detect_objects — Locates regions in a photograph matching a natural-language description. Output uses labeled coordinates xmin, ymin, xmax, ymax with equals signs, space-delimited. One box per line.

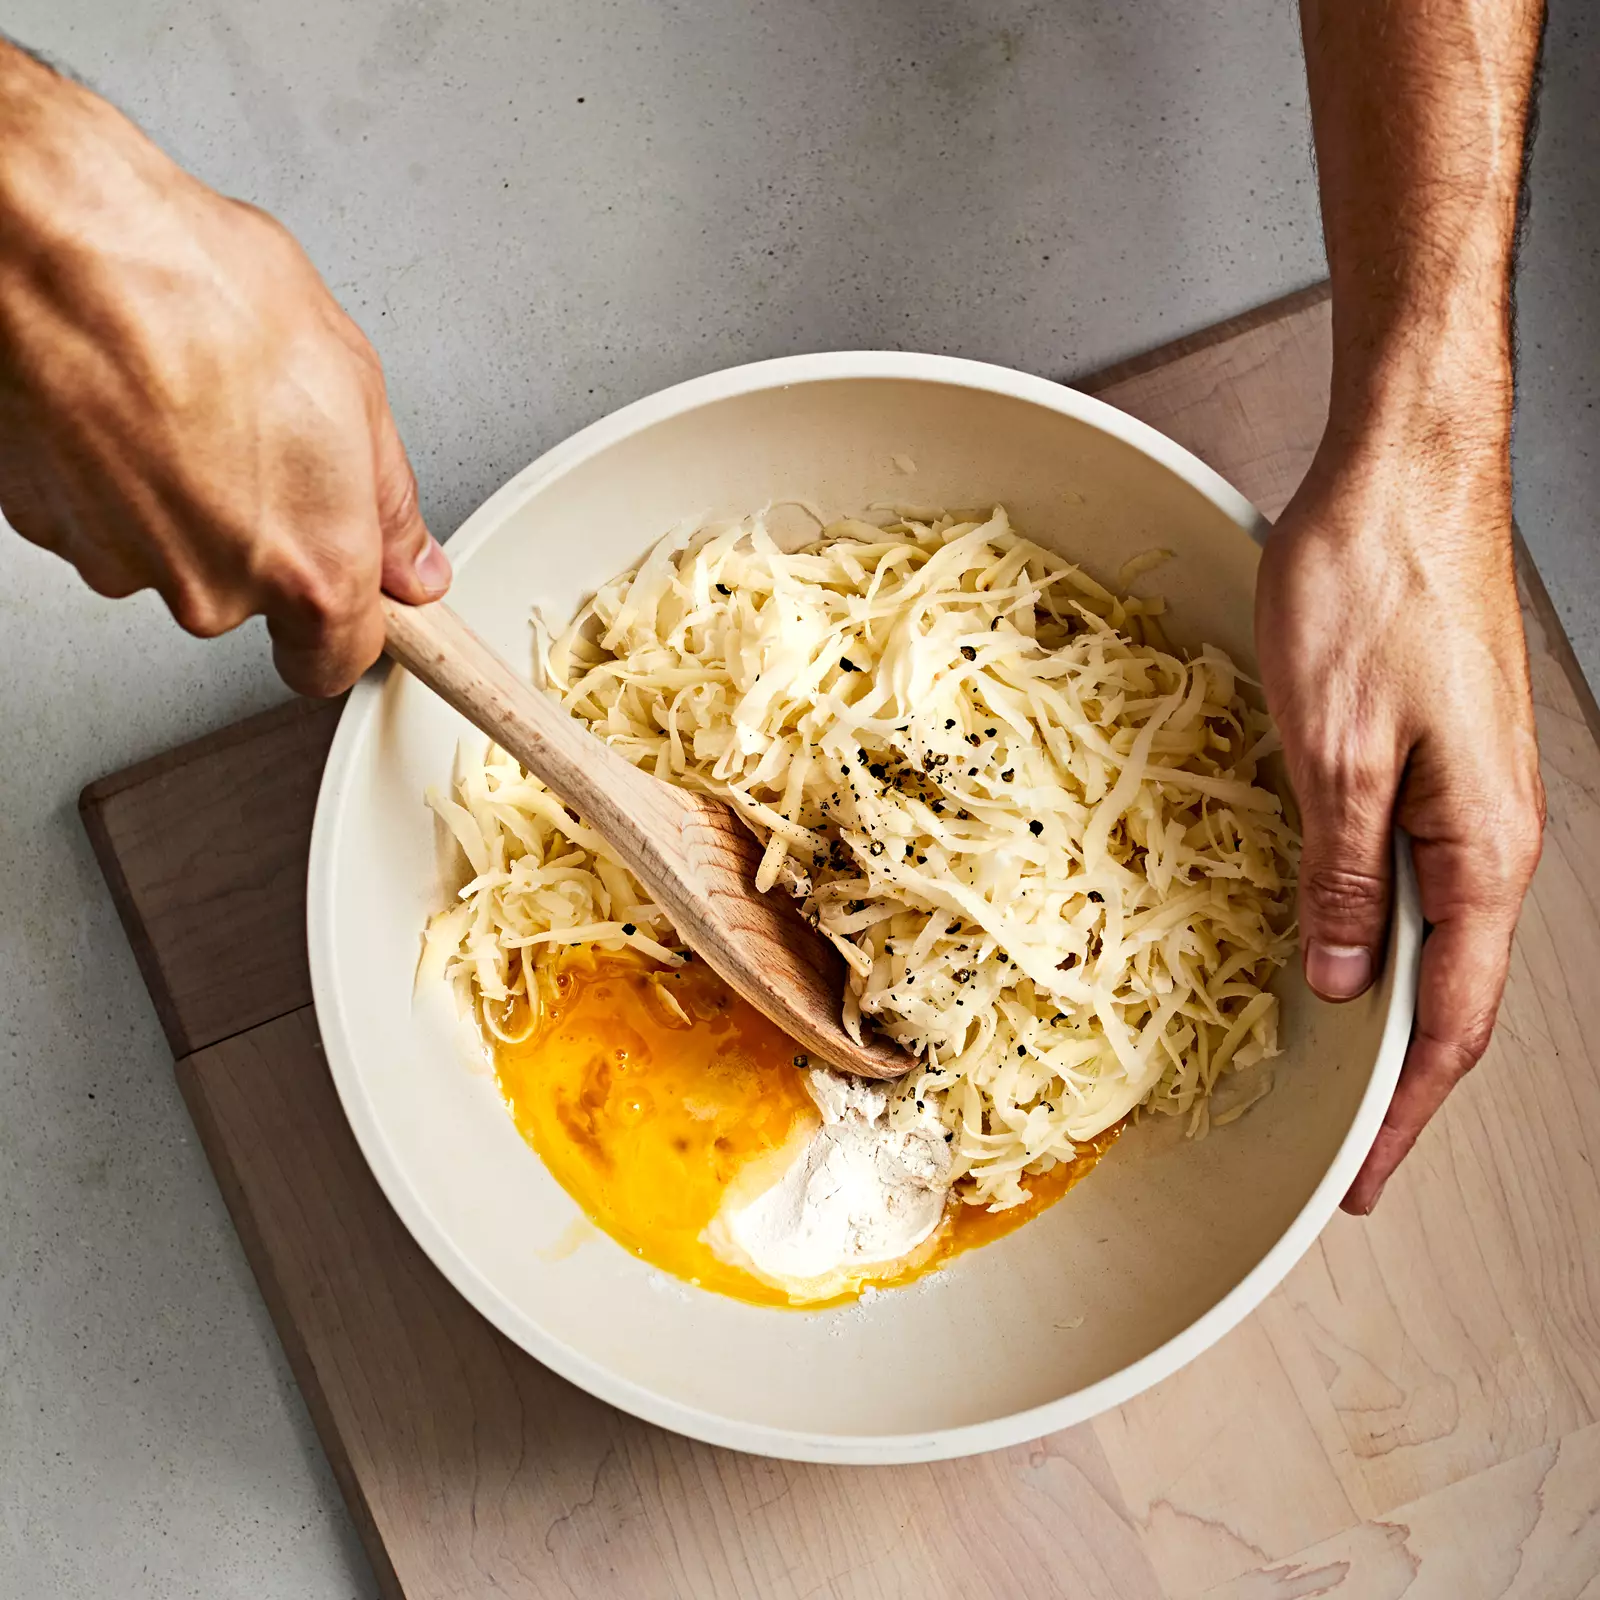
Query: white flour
xmin=706 ymin=1068 xmax=953 ymax=1297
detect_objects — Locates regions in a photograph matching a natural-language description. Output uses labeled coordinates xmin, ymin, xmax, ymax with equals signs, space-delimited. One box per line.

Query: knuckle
xmin=1297 ymin=729 xmax=1392 ymax=798
xmin=273 ymin=553 xmax=370 ymax=632
xmin=1505 ymin=825 xmax=1544 ymax=884
xmin=82 ymin=565 xmax=142 ymax=601
xmin=1507 ymin=794 xmax=1546 ymax=874
xmin=1470 ymin=802 xmax=1545 ymax=900
xmin=272 ymin=645 xmax=342 ymax=700
xmin=68 ymin=545 xmax=146 ymax=600
xmin=0 ymin=497 xmax=59 ymax=552
xmin=167 ymin=580 xmax=249 ymax=639
xmin=271 ymin=610 xmax=382 ymax=700
xmin=1424 ymin=1018 xmax=1494 ymax=1079
xmin=380 ymin=459 xmax=422 ymax=538
xmin=292 ymin=657 xmax=353 ymax=700
xmin=1302 ymin=864 xmax=1389 ymax=919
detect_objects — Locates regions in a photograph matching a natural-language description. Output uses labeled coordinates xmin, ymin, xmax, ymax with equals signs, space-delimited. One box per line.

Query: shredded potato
xmin=427 ymin=505 xmax=1299 ymax=1210
xmin=420 ymin=745 xmax=683 ymax=1045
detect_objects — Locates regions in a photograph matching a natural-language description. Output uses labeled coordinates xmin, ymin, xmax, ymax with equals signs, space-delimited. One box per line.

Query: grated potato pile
xmin=420 ymin=745 xmax=687 ymax=1043
xmin=426 ymin=506 xmax=1299 ymax=1209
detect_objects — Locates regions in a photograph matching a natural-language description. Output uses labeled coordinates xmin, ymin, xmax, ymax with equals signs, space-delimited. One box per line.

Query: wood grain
xmin=1200 ymin=1422 xmax=1600 ymax=1599
xmin=382 ymin=595 xmax=910 ymax=1079
xmin=179 ymin=1006 xmax=1163 ymax=1600
xmin=1078 ymin=289 xmax=1600 ymax=1597
xmin=1083 ymin=282 xmax=1333 ymax=521
xmin=79 ymin=695 xmax=340 ymax=1055
xmin=81 ymin=285 xmax=1600 ymax=1599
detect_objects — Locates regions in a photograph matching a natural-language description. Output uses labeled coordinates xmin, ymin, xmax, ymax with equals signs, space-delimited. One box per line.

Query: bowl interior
xmin=311 ymin=364 xmax=1412 ymax=1460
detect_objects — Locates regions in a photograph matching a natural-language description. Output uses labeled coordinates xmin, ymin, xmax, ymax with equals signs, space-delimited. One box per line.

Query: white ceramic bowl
xmin=308 ymin=352 xmax=1421 ymax=1463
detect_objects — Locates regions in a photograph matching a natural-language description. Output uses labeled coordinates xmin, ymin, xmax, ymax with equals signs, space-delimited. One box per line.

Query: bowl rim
xmin=307 ymin=349 xmax=1422 ymax=1464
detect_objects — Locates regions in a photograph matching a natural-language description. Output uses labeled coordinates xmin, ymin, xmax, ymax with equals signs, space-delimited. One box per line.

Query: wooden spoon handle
xmin=381 ymin=596 xmax=677 ymax=835
xmin=381 ymin=595 xmax=911 ymax=1081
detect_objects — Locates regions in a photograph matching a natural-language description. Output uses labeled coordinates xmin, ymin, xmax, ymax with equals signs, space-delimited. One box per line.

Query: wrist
xmin=0 ymin=50 xmax=176 ymax=274
xmin=1326 ymin=267 xmax=1515 ymax=458
xmin=1311 ymin=309 xmax=1515 ymax=529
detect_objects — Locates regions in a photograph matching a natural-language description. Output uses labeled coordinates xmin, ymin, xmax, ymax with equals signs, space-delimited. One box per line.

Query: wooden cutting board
xmin=81 ymin=285 xmax=1600 ymax=1600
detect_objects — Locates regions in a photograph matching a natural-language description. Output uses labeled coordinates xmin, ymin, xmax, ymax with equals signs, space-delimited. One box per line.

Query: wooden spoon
xmin=382 ymin=596 xmax=912 ymax=1080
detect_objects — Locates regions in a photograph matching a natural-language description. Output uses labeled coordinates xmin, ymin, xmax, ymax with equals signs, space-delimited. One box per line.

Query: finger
xmin=73 ymin=544 xmax=149 ymax=600
xmin=0 ymin=487 xmax=63 ymax=552
xmin=1341 ymin=903 xmax=1517 ymax=1213
xmin=370 ymin=403 xmax=450 ymax=604
xmin=266 ymin=541 xmax=387 ymax=699
xmin=269 ymin=596 xmax=386 ymax=698
xmin=1 ymin=478 xmax=150 ymax=596
xmin=1294 ymin=757 xmax=1396 ymax=1002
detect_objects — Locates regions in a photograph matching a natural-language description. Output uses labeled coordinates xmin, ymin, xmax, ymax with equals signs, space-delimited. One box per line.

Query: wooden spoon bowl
xmin=382 ymin=596 xmax=912 ymax=1080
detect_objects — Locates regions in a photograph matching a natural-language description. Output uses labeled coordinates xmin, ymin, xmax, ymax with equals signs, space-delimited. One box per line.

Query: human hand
xmin=1257 ymin=410 xmax=1544 ymax=1214
xmin=0 ymin=47 xmax=448 ymax=696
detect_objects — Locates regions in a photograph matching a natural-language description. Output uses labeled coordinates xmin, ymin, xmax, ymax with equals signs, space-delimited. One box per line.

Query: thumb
xmin=1294 ymin=764 xmax=1396 ymax=1002
xmin=372 ymin=404 xmax=450 ymax=604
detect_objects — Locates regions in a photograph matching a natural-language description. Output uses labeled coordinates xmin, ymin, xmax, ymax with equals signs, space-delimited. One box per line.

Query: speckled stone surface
xmin=1511 ymin=3 xmax=1600 ymax=680
xmin=0 ymin=2 xmax=1593 ymax=1595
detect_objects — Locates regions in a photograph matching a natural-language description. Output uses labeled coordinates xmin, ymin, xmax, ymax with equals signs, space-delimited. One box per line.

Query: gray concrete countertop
xmin=2 ymin=3 xmax=1594 ymax=1595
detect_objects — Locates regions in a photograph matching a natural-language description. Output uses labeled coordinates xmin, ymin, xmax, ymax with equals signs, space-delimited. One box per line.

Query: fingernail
xmin=1305 ymin=941 xmax=1373 ymax=1000
xmin=415 ymin=537 xmax=451 ymax=595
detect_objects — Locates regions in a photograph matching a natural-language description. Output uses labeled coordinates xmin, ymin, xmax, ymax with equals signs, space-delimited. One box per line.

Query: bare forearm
xmin=0 ymin=33 xmax=449 ymax=695
xmin=0 ymin=36 xmax=83 ymax=182
xmin=0 ymin=38 xmax=163 ymax=291
xmin=1300 ymin=0 xmax=1545 ymax=443
xmin=1267 ymin=0 xmax=1547 ymax=1215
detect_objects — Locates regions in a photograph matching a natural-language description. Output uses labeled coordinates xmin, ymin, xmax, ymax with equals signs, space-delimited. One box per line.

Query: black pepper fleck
xmin=1029 ymin=819 xmax=1043 ymax=836
xmin=959 ymin=645 xmax=976 ymax=661
xmin=621 ymin=923 xmax=636 ymax=935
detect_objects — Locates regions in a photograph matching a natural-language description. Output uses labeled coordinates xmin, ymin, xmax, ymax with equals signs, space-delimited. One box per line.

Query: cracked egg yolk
xmin=493 ymin=950 xmax=1118 ymax=1307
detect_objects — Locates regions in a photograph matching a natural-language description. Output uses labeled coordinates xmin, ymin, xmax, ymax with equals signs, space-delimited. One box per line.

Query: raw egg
xmin=493 ymin=950 xmax=1119 ymax=1307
